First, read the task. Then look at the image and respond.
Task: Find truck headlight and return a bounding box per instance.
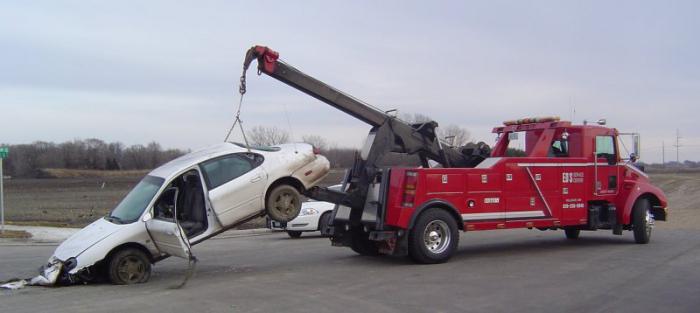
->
[299,208,319,216]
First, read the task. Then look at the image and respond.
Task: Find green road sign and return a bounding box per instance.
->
[0,147,8,159]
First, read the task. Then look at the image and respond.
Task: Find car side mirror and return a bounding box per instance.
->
[142,211,152,222]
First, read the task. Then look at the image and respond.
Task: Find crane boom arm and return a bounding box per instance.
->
[243,46,387,127]
[241,45,474,167]
[240,45,488,223]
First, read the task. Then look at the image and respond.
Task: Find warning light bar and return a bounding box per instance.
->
[503,116,560,126]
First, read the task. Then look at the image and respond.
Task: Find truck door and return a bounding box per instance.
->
[145,186,192,259]
[593,135,620,196]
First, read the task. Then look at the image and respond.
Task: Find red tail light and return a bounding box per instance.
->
[402,171,418,207]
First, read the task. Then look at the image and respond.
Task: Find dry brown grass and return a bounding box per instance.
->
[0,229,32,239]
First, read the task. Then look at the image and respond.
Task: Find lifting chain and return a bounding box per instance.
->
[223,66,260,153]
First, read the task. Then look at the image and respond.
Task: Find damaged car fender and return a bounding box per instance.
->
[56,218,159,276]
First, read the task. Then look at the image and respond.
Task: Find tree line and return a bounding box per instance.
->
[1,139,186,178]
[1,120,495,178]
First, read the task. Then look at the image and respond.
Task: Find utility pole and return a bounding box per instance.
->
[0,147,7,234]
[662,141,665,167]
[674,129,682,165]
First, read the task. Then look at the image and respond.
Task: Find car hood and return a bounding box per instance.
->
[53,218,124,261]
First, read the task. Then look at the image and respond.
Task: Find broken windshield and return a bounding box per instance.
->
[107,175,165,224]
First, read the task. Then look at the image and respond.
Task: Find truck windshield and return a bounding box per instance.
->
[107,175,165,224]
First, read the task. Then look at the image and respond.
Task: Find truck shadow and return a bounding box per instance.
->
[450,235,631,262]
[340,234,633,266]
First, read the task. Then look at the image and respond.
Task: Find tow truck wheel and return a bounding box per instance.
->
[564,228,580,239]
[107,248,152,285]
[632,198,653,244]
[408,208,459,264]
[266,185,302,223]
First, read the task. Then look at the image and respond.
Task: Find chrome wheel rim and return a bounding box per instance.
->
[117,255,146,283]
[423,220,450,254]
[644,209,655,237]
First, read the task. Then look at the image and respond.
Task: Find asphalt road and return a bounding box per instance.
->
[2,228,700,313]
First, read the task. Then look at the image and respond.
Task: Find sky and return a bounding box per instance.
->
[1,1,698,163]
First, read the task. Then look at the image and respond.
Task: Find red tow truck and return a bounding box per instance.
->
[241,46,669,263]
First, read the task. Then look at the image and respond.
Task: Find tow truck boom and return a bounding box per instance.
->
[241,46,487,210]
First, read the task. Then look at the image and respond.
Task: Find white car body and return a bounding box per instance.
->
[269,184,341,237]
[41,142,329,284]
[270,201,335,232]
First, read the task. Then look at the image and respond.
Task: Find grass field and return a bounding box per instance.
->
[2,169,347,228]
[1,169,697,230]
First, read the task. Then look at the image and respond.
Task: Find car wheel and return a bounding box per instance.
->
[318,212,332,236]
[108,248,152,285]
[287,231,302,238]
[632,198,653,244]
[408,208,459,264]
[349,228,379,256]
[266,185,302,222]
[564,228,580,239]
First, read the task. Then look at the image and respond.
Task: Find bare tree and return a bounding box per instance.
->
[401,113,432,124]
[439,124,471,146]
[302,134,328,152]
[247,126,290,146]
[400,113,471,146]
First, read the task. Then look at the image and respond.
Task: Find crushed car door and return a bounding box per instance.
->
[200,153,267,227]
[145,186,192,259]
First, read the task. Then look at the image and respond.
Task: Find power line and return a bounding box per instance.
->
[674,129,682,164]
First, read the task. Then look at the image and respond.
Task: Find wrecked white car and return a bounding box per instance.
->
[40,142,329,285]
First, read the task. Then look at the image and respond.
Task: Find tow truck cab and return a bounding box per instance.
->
[349,117,668,261]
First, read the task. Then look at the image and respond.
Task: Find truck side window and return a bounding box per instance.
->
[595,136,617,164]
[200,154,256,190]
[549,140,568,157]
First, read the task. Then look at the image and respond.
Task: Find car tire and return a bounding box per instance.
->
[107,248,152,285]
[564,228,580,239]
[632,198,653,244]
[408,208,459,264]
[349,228,379,256]
[266,185,302,223]
[318,212,332,236]
[287,231,302,238]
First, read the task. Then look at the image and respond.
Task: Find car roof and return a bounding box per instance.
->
[148,142,312,180]
[148,143,248,179]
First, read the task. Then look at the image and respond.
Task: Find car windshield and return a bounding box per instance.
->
[107,175,164,224]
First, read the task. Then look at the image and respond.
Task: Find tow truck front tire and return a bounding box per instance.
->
[408,208,459,264]
[632,198,653,244]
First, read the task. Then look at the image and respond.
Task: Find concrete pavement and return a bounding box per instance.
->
[1,228,699,313]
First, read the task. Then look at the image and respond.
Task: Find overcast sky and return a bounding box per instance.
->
[1,1,698,163]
